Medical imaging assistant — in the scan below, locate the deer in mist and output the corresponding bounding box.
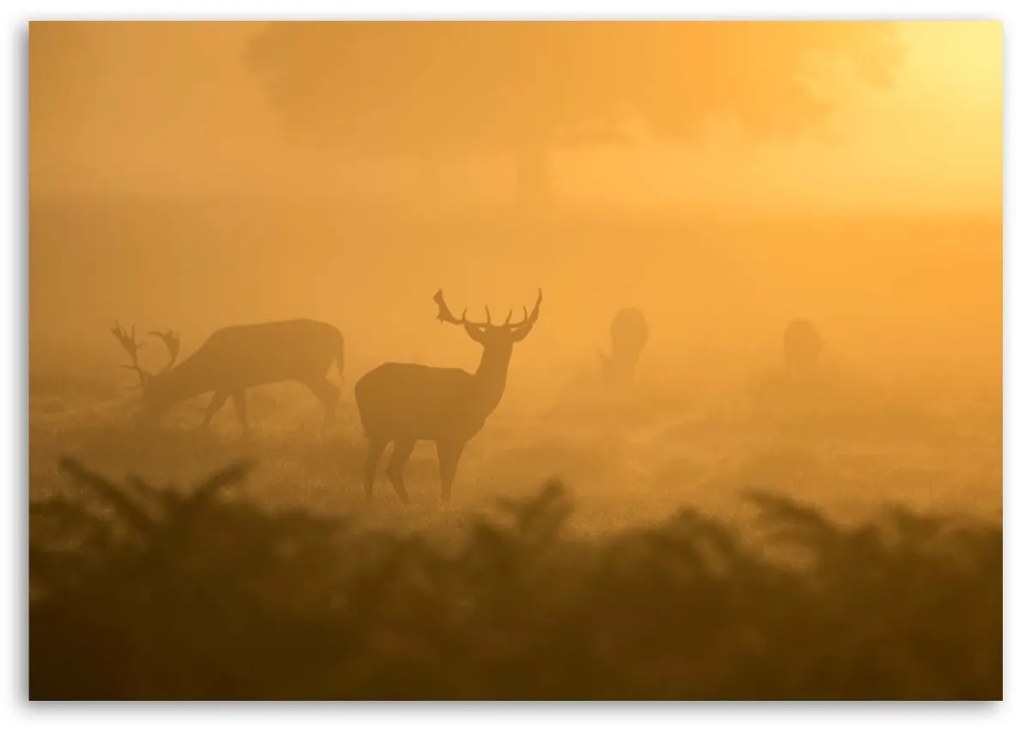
[111,320,345,431]
[784,319,824,382]
[599,307,649,388]
[354,289,542,504]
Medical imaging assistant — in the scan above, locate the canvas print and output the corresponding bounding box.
[28,21,1001,700]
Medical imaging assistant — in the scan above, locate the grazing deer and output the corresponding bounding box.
[599,307,649,388]
[355,289,542,504]
[784,319,824,382]
[111,319,345,430]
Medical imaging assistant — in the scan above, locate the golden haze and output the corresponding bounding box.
[27,20,1002,701]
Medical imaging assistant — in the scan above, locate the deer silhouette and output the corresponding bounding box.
[355,289,542,504]
[599,307,649,388]
[111,319,344,431]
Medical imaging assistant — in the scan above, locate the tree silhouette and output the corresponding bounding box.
[248,22,904,211]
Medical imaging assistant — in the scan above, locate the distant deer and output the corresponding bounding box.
[783,319,824,382]
[599,307,649,387]
[355,289,542,504]
[111,319,344,430]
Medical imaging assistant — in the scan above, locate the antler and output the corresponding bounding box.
[111,321,149,386]
[435,289,542,331]
[434,290,490,327]
[149,329,180,373]
[508,289,543,329]
[434,289,466,325]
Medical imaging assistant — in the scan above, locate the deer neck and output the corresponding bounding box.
[472,346,512,413]
[145,360,203,413]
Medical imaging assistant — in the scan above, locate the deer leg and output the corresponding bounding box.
[202,391,229,428]
[233,390,249,433]
[386,439,416,506]
[436,440,465,504]
[363,437,386,500]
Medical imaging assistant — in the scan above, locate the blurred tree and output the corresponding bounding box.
[248,22,903,211]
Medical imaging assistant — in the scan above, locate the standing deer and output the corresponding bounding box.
[599,307,649,388]
[111,319,344,430]
[355,289,542,504]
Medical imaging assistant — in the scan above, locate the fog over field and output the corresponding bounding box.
[28,21,1001,700]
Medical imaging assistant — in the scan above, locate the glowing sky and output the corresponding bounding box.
[30,21,1001,216]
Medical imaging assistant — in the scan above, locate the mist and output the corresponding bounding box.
[27,20,1002,700]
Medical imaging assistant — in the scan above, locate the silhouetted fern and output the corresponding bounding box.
[30,460,1001,700]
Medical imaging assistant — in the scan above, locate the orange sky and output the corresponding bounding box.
[30,21,1001,216]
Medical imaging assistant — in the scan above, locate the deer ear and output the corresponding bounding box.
[464,322,487,343]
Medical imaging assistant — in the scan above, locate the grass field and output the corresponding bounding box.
[29,359,1002,526]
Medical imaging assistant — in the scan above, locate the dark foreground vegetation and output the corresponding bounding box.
[30,459,1001,701]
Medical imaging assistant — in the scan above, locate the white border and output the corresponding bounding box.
[2,1,1011,730]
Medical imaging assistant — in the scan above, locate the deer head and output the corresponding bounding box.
[111,321,181,419]
[433,289,542,357]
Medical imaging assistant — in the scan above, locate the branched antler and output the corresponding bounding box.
[111,321,149,387]
[433,289,466,325]
[508,289,543,330]
[435,290,488,327]
[149,329,181,373]
[434,289,542,332]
